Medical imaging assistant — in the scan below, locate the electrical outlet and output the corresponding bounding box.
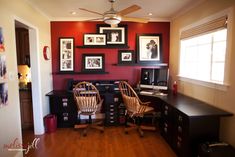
[8,72,16,80]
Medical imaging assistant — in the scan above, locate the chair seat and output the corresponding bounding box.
[73,81,104,136]
[119,81,158,137]
[79,112,95,116]
[144,106,154,113]
[128,106,155,116]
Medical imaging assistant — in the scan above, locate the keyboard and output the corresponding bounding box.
[140,90,168,96]
[140,91,154,95]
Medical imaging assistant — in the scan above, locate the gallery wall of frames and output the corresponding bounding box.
[0,27,8,108]
[51,21,170,90]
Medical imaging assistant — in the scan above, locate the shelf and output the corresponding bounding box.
[76,45,129,49]
[53,71,109,75]
[113,63,168,66]
[77,71,109,74]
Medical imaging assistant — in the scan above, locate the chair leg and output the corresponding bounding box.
[125,113,129,127]
[124,114,137,134]
[89,115,104,133]
[91,125,104,132]
[138,126,144,137]
[81,115,92,136]
[83,128,88,136]
[124,114,129,134]
[137,117,144,137]
[88,115,92,124]
[123,112,158,137]
[75,114,105,136]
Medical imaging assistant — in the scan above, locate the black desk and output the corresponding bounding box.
[46,90,78,128]
[46,89,125,127]
[46,88,233,157]
[139,92,233,157]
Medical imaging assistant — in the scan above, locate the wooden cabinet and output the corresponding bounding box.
[160,103,174,146]
[139,92,232,157]
[46,91,78,128]
[171,108,190,157]
[15,28,30,66]
[103,92,123,126]
[20,90,33,129]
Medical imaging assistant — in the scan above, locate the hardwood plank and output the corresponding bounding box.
[22,127,176,157]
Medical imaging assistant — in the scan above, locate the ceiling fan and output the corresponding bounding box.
[79,0,149,27]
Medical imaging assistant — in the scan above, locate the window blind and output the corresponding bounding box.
[180,15,227,40]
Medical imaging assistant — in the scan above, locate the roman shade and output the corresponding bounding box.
[180,15,227,40]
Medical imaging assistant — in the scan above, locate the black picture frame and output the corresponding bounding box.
[0,83,8,107]
[82,53,105,73]
[136,34,163,64]
[83,33,107,46]
[97,24,128,47]
[118,50,135,64]
[59,37,74,72]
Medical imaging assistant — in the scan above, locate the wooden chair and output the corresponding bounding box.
[73,81,104,136]
[119,81,157,137]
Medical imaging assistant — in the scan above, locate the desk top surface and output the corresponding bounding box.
[140,91,233,117]
[46,90,233,117]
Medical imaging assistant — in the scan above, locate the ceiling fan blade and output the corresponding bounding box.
[118,5,141,16]
[122,16,149,23]
[79,8,103,16]
[81,18,103,21]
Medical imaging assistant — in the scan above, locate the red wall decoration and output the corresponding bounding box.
[51,21,170,90]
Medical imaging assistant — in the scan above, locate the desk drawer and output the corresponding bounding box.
[105,112,118,125]
[57,112,77,128]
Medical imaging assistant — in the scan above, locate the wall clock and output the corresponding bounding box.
[43,46,50,60]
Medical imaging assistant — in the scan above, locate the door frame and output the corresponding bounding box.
[14,17,44,135]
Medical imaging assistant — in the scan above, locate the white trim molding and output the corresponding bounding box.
[178,75,229,91]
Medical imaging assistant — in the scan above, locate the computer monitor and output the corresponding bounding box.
[140,68,169,91]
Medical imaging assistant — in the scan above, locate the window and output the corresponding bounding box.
[179,16,227,85]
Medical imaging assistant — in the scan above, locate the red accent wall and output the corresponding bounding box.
[51,21,170,90]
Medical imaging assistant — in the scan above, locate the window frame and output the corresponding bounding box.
[177,8,233,91]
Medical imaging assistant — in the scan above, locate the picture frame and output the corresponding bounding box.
[0,27,5,52]
[59,37,74,72]
[136,34,163,64]
[118,50,135,64]
[0,83,8,108]
[84,33,106,46]
[82,54,105,73]
[0,55,7,79]
[97,24,128,47]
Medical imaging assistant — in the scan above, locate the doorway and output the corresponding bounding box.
[15,21,34,132]
[14,19,45,136]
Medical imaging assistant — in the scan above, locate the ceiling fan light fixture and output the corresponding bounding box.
[104,16,121,25]
[103,7,121,25]
[79,0,147,26]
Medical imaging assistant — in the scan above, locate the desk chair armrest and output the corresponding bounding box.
[97,99,104,112]
[140,101,151,106]
[99,99,104,106]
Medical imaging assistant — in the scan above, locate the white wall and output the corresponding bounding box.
[170,0,235,146]
[0,0,52,156]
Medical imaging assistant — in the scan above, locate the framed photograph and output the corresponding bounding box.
[84,34,106,46]
[82,54,105,73]
[0,27,5,52]
[97,24,128,47]
[0,83,8,108]
[136,34,163,64]
[118,50,135,64]
[59,37,74,72]
[0,55,7,79]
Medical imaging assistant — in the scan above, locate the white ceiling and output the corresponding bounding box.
[26,0,205,21]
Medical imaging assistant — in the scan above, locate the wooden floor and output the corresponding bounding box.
[22,127,176,157]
